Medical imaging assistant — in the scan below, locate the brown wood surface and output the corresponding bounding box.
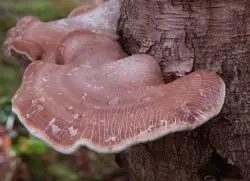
[118,0,250,180]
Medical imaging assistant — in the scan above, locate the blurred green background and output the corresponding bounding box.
[0,1,126,180]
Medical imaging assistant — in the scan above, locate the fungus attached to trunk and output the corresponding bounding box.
[11,29,225,153]
[6,0,226,154]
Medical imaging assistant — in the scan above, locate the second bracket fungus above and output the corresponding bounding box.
[5,0,226,154]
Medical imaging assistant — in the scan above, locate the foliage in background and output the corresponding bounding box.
[0,1,125,180]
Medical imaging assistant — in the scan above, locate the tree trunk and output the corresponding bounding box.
[117,0,250,180]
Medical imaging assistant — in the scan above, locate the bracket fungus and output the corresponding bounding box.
[68,0,104,18]
[4,0,120,63]
[5,0,226,154]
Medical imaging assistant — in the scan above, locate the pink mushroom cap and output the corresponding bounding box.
[8,0,226,154]
[12,32,226,153]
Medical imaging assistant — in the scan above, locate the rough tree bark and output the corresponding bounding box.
[117,0,250,180]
